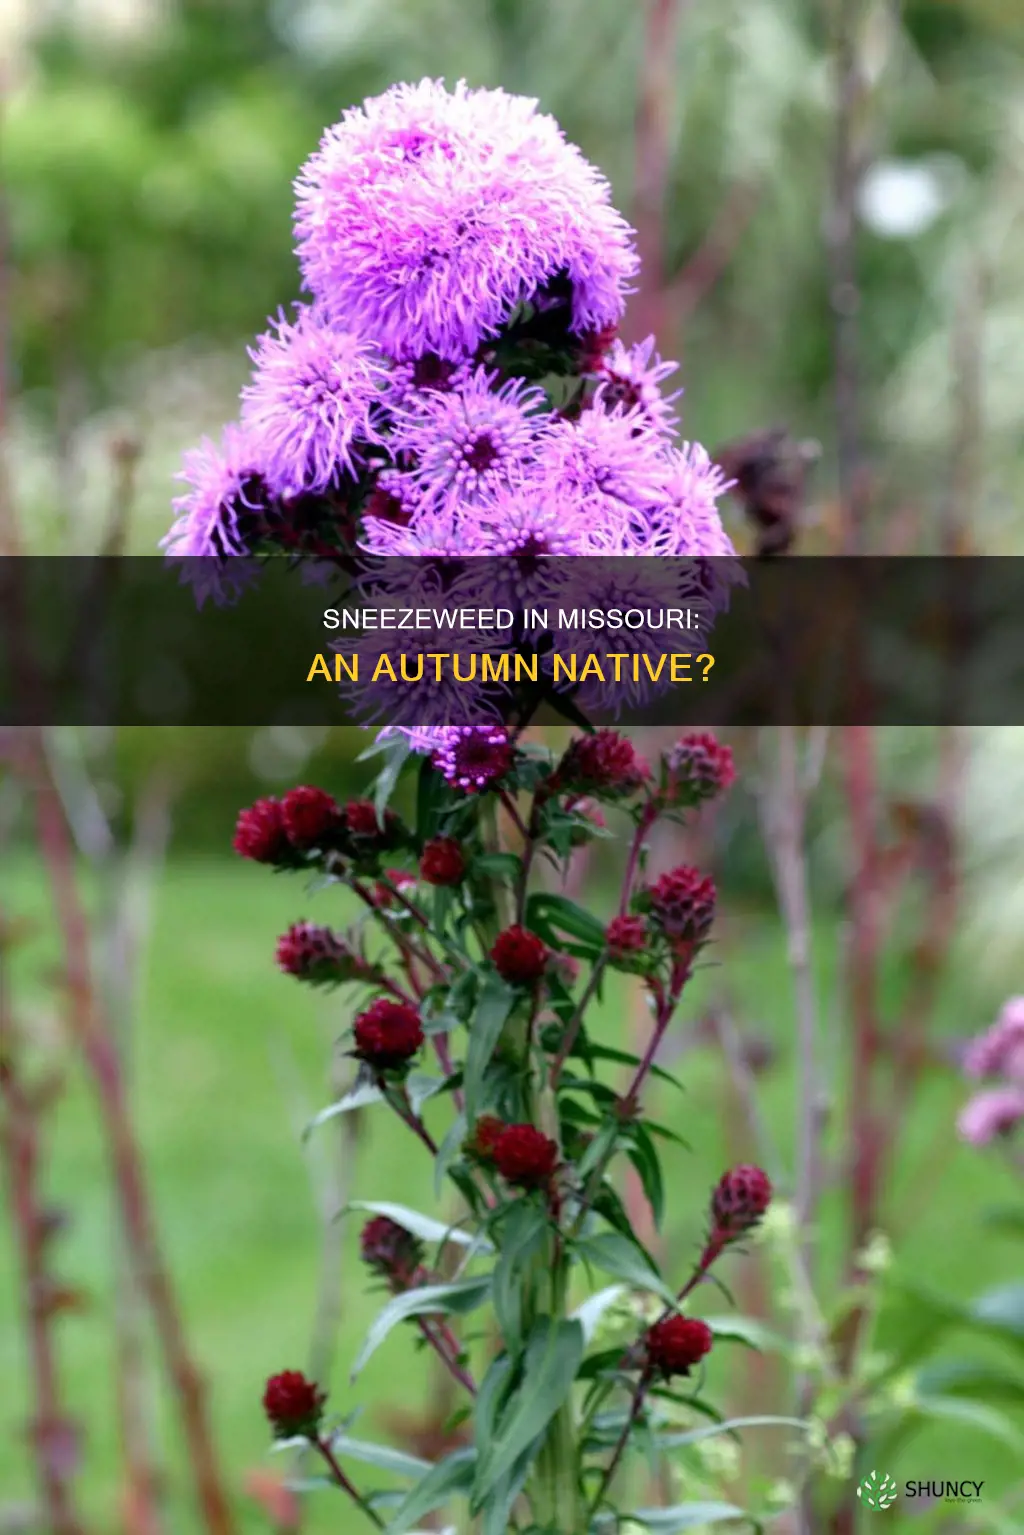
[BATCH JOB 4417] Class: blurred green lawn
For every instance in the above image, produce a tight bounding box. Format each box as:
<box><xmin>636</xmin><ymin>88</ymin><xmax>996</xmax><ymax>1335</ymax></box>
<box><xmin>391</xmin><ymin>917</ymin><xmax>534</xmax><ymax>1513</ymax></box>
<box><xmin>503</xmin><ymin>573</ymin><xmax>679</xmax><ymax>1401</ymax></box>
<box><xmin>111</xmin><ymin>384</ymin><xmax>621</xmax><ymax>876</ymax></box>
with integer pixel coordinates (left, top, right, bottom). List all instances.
<box><xmin>2</xmin><ymin>855</ymin><xmax>1022</xmax><ymax>1531</ymax></box>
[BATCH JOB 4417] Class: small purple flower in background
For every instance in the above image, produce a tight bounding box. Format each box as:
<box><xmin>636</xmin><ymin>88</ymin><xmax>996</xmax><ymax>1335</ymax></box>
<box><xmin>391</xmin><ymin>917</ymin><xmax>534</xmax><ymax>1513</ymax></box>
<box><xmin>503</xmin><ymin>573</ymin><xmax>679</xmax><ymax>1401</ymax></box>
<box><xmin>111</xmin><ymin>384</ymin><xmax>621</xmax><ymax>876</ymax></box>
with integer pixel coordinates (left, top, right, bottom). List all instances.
<box><xmin>241</xmin><ymin>306</ymin><xmax>386</xmax><ymax>497</ymax></box>
<box><xmin>958</xmin><ymin>1087</ymin><xmax>1024</xmax><ymax>1146</ymax></box>
<box><xmin>963</xmin><ymin>996</ymin><xmax>1024</xmax><ymax>1083</ymax></box>
<box><xmin>293</xmin><ymin>78</ymin><xmax>638</xmax><ymax>359</ymax></box>
<box><xmin>388</xmin><ymin>366</ymin><xmax>549</xmax><ymax>513</ymax></box>
<box><xmin>431</xmin><ymin>725</ymin><xmax>515</xmax><ymax>792</ymax></box>
<box><xmin>958</xmin><ymin>998</ymin><xmax>1024</xmax><ymax>1153</ymax></box>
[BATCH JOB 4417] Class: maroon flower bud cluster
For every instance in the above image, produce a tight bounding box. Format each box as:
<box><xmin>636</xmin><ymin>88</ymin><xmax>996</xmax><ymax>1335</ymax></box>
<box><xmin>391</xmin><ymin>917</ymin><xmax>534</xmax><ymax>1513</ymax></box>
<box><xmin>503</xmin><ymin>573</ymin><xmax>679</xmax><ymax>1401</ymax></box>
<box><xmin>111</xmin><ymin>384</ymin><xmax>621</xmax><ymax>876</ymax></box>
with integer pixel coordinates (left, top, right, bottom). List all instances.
<box><xmin>419</xmin><ymin>837</ymin><xmax>466</xmax><ymax>887</ymax></box>
<box><xmin>490</xmin><ymin>925</ymin><xmax>548</xmax><ymax>987</ymax></box>
<box><xmin>663</xmin><ymin>732</ymin><xmax>735</xmax><ymax>807</ymax></box>
<box><xmin>233</xmin><ymin>797</ymin><xmax>291</xmax><ymax>864</ymax></box>
<box><xmin>711</xmin><ymin>1164</ymin><xmax>773</xmax><ymax>1237</ymax></box>
<box><xmin>605</xmin><ymin>914</ymin><xmax>648</xmax><ymax>964</ymax></box>
<box><xmin>343</xmin><ymin>799</ymin><xmax>384</xmax><ymax>837</ymax></box>
<box><xmin>262</xmin><ymin>1370</ymin><xmax>326</xmax><ymax>1440</ymax></box>
<box><xmin>465</xmin><ymin>1115</ymin><xmax>506</xmax><ymax>1162</ymax></box>
<box><xmin>644</xmin><ymin>1316</ymin><xmax>713</xmax><ymax>1379</ymax></box>
<box><xmin>275</xmin><ymin>922</ymin><xmax>351</xmax><ymax>983</ymax></box>
<box><xmin>549</xmin><ymin>729</ymin><xmax>651</xmax><ymax>799</ymax></box>
<box><xmin>281</xmin><ymin>785</ymin><xmax>341</xmax><ymax>846</ymax></box>
<box><xmin>360</xmin><ymin>1215</ymin><xmax>426</xmax><ymax>1292</ymax></box>
<box><xmin>491</xmin><ymin>1124</ymin><xmax>559</xmax><ymax>1188</ymax></box>
<box><xmin>353</xmin><ymin>998</ymin><xmax>424</xmax><ymax>1071</ymax></box>
<box><xmin>644</xmin><ymin>865</ymin><xmax>716</xmax><ymax>944</ymax></box>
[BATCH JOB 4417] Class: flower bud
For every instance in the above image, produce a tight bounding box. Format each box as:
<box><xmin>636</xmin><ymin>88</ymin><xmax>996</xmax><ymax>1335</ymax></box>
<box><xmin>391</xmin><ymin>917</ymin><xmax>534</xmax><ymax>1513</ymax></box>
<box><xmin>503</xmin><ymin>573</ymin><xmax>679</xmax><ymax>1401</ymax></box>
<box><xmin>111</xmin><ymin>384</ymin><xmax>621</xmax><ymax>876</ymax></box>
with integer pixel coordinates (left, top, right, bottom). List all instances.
<box><xmin>644</xmin><ymin>1316</ymin><xmax>713</xmax><ymax>1379</ymax></box>
<box><xmin>663</xmin><ymin>732</ymin><xmax>735</xmax><ymax>807</ymax></box>
<box><xmin>419</xmin><ymin>837</ymin><xmax>466</xmax><ymax>886</ymax></box>
<box><xmin>711</xmin><ymin>1164</ymin><xmax>773</xmax><ymax>1237</ymax></box>
<box><xmin>353</xmin><ymin>998</ymin><xmax>424</xmax><ymax>1071</ymax></box>
<box><xmin>490</xmin><ymin>925</ymin><xmax>548</xmax><ymax>987</ymax></box>
<box><xmin>275</xmin><ymin>922</ymin><xmax>351</xmax><ymax>984</ymax></box>
<box><xmin>643</xmin><ymin>865</ymin><xmax>716</xmax><ymax>944</ymax></box>
<box><xmin>233</xmin><ymin>798</ymin><xmax>290</xmax><ymax>864</ymax></box>
<box><xmin>550</xmin><ymin>729</ymin><xmax>650</xmax><ymax>799</ymax></box>
<box><xmin>491</xmin><ymin>1124</ymin><xmax>559</xmax><ymax>1188</ymax></box>
<box><xmin>360</xmin><ymin>1215</ymin><xmax>425</xmax><ymax>1291</ymax></box>
<box><xmin>262</xmin><ymin>1370</ymin><xmax>326</xmax><ymax>1440</ymax></box>
<box><xmin>281</xmin><ymin>785</ymin><xmax>341</xmax><ymax>848</ymax></box>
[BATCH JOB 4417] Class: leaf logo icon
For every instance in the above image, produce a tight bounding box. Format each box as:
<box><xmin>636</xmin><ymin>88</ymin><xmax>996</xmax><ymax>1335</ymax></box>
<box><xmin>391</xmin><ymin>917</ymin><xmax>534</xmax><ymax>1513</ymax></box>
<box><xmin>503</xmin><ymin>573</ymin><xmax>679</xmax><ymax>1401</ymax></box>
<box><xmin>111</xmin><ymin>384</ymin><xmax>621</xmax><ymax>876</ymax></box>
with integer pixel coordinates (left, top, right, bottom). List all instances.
<box><xmin>857</xmin><ymin>1470</ymin><xmax>899</xmax><ymax>1510</ymax></box>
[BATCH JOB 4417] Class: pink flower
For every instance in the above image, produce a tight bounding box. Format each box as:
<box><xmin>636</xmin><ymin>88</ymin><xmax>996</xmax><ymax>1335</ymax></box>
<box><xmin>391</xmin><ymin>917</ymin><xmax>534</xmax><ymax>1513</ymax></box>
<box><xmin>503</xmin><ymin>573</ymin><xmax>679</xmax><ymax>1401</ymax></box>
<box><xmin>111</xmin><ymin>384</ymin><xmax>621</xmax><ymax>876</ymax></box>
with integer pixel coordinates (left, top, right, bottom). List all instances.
<box><xmin>957</xmin><ymin>1087</ymin><xmax>1024</xmax><ymax>1146</ymax></box>
<box><xmin>963</xmin><ymin>997</ymin><xmax>1024</xmax><ymax>1083</ymax></box>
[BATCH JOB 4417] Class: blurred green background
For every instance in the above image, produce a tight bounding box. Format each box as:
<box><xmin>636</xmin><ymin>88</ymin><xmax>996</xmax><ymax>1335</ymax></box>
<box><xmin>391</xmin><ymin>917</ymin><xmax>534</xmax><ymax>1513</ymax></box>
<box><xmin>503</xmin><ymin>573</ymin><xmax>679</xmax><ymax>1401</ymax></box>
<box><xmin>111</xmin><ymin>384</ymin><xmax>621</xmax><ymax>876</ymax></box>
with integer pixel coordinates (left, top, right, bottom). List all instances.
<box><xmin>4</xmin><ymin>0</ymin><xmax>1024</xmax><ymax>1530</ymax></box>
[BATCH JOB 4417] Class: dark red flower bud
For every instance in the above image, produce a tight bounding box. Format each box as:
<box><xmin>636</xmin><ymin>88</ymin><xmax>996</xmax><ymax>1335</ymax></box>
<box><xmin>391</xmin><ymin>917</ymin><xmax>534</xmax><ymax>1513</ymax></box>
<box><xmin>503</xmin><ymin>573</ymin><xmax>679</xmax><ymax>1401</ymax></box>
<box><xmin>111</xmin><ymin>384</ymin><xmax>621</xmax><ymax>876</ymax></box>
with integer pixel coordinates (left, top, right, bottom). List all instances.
<box><xmin>360</xmin><ymin>1216</ymin><xmax>425</xmax><ymax>1291</ymax></box>
<box><xmin>551</xmin><ymin>730</ymin><xmax>651</xmax><ymax>799</ymax></box>
<box><xmin>233</xmin><ymin>798</ymin><xmax>289</xmax><ymax>864</ymax></box>
<box><xmin>353</xmin><ymin>998</ymin><xmax>423</xmax><ymax>1071</ymax></box>
<box><xmin>262</xmin><ymin>1370</ymin><xmax>326</xmax><ymax>1440</ymax></box>
<box><xmin>645</xmin><ymin>865</ymin><xmax>716</xmax><ymax>944</ymax></box>
<box><xmin>275</xmin><ymin>922</ymin><xmax>355</xmax><ymax>985</ymax></box>
<box><xmin>343</xmin><ymin>800</ymin><xmax>385</xmax><ymax>837</ymax></box>
<box><xmin>490</xmin><ymin>925</ymin><xmax>548</xmax><ymax>987</ymax></box>
<box><xmin>644</xmin><ymin>1316</ymin><xmax>713</xmax><ymax>1379</ymax></box>
<box><xmin>605</xmin><ymin>915</ymin><xmax>648</xmax><ymax>962</ymax></box>
<box><xmin>465</xmin><ymin>1115</ymin><xmax>506</xmax><ymax>1162</ymax></box>
<box><xmin>664</xmin><ymin>733</ymin><xmax>735</xmax><ymax>807</ymax></box>
<box><xmin>280</xmin><ymin>786</ymin><xmax>341</xmax><ymax>848</ymax></box>
<box><xmin>492</xmin><ymin>1124</ymin><xmax>559</xmax><ymax>1188</ymax></box>
<box><xmin>419</xmin><ymin>837</ymin><xmax>466</xmax><ymax>887</ymax></box>
<box><xmin>711</xmin><ymin>1164</ymin><xmax>773</xmax><ymax>1237</ymax></box>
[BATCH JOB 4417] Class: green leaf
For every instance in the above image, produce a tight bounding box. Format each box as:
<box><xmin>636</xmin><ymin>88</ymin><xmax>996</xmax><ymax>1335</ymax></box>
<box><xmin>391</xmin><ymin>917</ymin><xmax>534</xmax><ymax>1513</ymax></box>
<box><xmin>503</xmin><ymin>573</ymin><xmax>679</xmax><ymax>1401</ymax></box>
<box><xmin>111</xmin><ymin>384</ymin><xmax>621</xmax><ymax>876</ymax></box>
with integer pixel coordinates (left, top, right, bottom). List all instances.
<box><xmin>326</xmin><ymin>1434</ymin><xmax>432</xmax><ymax>1479</ymax></box>
<box><xmin>347</xmin><ymin>1202</ymin><xmax>491</xmax><ymax>1254</ymax></box>
<box><xmin>909</xmin><ymin>1393</ymin><xmax>1024</xmax><ymax>1451</ymax></box>
<box><xmin>464</xmin><ymin>972</ymin><xmax>516</xmax><ymax>1123</ymax></box>
<box><xmin>474</xmin><ymin>1354</ymin><xmax>515</xmax><ymax>1473</ymax></box>
<box><xmin>915</xmin><ymin>1358</ymin><xmax>1024</xmax><ymax>1404</ymax></box>
<box><xmin>982</xmin><ymin>1204</ymin><xmax>1024</xmax><ymax>1236</ymax></box>
<box><xmin>472</xmin><ymin>852</ymin><xmax>522</xmax><ymax>880</ymax></box>
<box><xmin>351</xmin><ymin>1277</ymin><xmax>491</xmax><ymax>1380</ymax></box>
<box><xmin>621</xmin><ymin>1500</ymin><xmax>750</xmax><ymax>1531</ymax></box>
<box><xmin>969</xmin><ymin>1280</ymin><xmax>1024</xmax><ymax>1346</ymax></box>
<box><xmin>575</xmin><ymin>1232</ymin><xmax>677</xmax><ymax>1309</ymax></box>
<box><xmin>624</xmin><ymin>1122</ymin><xmax>666</xmax><ymax>1228</ymax></box>
<box><xmin>434</xmin><ymin>1112</ymin><xmax>468</xmax><ymax>1199</ymax></box>
<box><xmin>705</xmin><ymin>1317</ymin><xmax>786</xmax><ymax>1352</ymax></box>
<box><xmin>472</xmin><ymin>1318</ymin><xmax>584</xmax><ymax>1507</ymax></box>
<box><xmin>304</xmin><ymin>1081</ymin><xmax>382</xmax><ymax>1138</ymax></box>
<box><xmin>526</xmin><ymin>892</ymin><xmax>608</xmax><ymax>954</ymax></box>
<box><xmin>572</xmin><ymin>1284</ymin><xmax>627</xmax><ymax>1343</ymax></box>
<box><xmin>586</xmin><ymin>1042</ymin><xmax>688</xmax><ymax>1095</ymax></box>
<box><xmin>653</xmin><ymin>1415</ymin><xmax>810</xmax><ymax>1452</ymax></box>
<box><xmin>385</xmin><ymin>1448</ymin><xmax>476</xmax><ymax>1535</ymax></box>
<box><xmin>406</xmin><ymin>1073</ymin><xmax>447</xmax><ymax>1116</ymax></box>
<box><xmin>492</xmin><ymin>1202</ymin><xmax>550</xmax><ymax>1357</ymax></box>
<box><xmin>373</xmin><ymin>737</ymin><xmax>413</xmax><ymax>817</ymax></box>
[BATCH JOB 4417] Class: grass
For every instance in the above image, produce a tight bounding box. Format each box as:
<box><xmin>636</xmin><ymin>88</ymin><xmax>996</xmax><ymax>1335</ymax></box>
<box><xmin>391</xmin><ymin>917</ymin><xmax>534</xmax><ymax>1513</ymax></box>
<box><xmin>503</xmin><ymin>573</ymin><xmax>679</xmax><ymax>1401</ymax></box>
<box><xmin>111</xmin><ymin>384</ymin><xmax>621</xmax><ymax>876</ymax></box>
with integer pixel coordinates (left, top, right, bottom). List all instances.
<box><xmin>1</xmin><ymin>852</ymin><xmax>1022</xmax><ymax>1532</ymax></box>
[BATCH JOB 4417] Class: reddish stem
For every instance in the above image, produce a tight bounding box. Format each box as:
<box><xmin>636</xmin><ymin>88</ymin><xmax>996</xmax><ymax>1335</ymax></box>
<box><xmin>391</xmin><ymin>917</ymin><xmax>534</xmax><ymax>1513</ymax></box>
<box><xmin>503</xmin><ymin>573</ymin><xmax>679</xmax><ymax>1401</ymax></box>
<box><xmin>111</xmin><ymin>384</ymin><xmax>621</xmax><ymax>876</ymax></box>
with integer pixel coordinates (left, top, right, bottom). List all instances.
<box><xmin>0</xmin><ymin>1002</ymin><xmax>86</xmax><ymax>1535</ymax></box>
<box><xmin>31</xmin><ymin>756</ymin><xmax>236</xmax><ymax>1535</ymax></box>
<box><xmin>416</xmin><ymin>1318</ymin><xmax>476</xmax><ymax>1396</ymax></box>
<box><xmin>313</xmin><ymin>1437</ymin><xmax>384</xmax><ymax>1528</ymax></box>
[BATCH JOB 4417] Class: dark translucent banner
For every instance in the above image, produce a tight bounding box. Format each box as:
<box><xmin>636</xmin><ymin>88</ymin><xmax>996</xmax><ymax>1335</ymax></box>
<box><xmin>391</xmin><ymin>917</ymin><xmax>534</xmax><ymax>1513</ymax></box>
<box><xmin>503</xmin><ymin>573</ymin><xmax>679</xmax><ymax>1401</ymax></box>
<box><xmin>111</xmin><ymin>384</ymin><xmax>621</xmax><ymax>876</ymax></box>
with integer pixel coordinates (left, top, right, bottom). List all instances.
<box><xmin>0</xmin><ymin>556</ymin><xmax>1019</xmax><ymax>726</ymax></box>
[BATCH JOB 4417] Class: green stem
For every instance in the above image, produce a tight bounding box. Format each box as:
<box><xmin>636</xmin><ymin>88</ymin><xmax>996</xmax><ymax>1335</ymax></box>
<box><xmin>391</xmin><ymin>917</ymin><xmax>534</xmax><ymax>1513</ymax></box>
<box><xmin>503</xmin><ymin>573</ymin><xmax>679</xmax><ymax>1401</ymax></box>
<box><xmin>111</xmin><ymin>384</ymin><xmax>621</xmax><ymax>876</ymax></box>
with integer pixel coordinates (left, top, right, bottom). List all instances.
<box><xmin>529</xmin><ymin>1261</ymin><xmax>583</xmax><ymax>1534</ymax></box>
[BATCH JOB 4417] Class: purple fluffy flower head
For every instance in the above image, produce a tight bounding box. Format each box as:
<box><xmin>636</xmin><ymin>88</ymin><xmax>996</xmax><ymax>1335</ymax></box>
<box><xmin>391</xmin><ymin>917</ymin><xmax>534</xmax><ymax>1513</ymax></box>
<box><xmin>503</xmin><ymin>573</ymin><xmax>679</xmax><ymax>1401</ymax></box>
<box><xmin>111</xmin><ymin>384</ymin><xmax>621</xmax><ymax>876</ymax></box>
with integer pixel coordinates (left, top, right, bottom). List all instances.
<box><xmin>432</xmin><ymin>725</ymin><xmax>515</xmax><ymax>792</ymax></box>
<box><xmin>241</xmin><ymin>306</ymin><xmax>386</xmax><ymax>497</ymax></box>
<box><xmin>293</xmin><ymin>78</ymin><xmax>638</xmax><ymax>360</ymax></box>
<box><xmin>163</xmin><ymin>422</ymin><xmax>267</xmax><ymax>559</ymax></box>
<box><xmin>389</xmin><ymin>366</ymin><xmax>550</xmax><ymax>513</ymax></box>
<box><xmin>592</xmin><ymin>336</ymin><xmax>682</xmax><ymax>437</ymax></box>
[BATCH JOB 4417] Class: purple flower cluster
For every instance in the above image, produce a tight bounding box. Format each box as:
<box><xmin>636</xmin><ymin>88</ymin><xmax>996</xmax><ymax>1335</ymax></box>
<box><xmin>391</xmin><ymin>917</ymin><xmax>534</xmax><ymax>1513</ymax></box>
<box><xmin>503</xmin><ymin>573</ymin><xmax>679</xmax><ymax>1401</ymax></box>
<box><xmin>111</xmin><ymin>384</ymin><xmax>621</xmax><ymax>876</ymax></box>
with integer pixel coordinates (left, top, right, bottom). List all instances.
<box><xmin>958</xmin><ymin>997</ymin><xmax>1024</xmax><ymax>1146</ymax></box>
<box><xmin>165</xmin><ymin>78</ymin><xmax>732</xmax><ymax>565</ymax></box>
